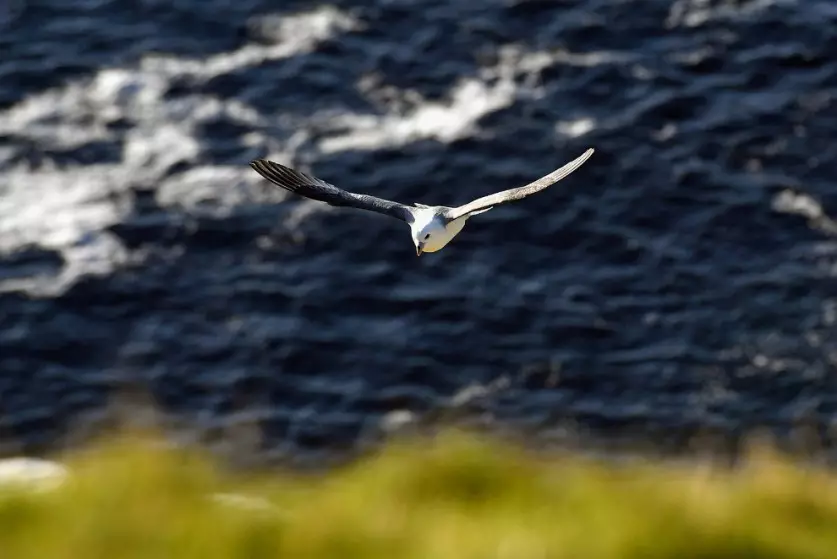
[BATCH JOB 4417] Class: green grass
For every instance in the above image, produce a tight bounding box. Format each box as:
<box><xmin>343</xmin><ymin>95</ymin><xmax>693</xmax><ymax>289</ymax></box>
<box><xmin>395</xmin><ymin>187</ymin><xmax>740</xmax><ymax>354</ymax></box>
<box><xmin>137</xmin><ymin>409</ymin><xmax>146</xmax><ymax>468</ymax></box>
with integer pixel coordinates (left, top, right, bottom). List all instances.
<box><xmin>2</xmin><ymin>429</ymin><xmax>837</xmax><ymax>558</ymax></box>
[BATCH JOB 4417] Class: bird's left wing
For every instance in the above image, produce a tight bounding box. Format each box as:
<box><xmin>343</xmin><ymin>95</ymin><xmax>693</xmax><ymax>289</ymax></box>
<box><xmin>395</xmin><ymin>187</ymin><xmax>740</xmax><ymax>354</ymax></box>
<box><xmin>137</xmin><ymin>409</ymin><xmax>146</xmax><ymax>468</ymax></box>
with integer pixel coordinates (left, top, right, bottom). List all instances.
<box><xmin>250</xmin><ymin>159</ymin><xmax>415</xmax><ymax>223</ymax></box>
<box><xmin>444</xmin><ymin>148</ymin><xmax>594</xmax><ymax>220</ymax></box>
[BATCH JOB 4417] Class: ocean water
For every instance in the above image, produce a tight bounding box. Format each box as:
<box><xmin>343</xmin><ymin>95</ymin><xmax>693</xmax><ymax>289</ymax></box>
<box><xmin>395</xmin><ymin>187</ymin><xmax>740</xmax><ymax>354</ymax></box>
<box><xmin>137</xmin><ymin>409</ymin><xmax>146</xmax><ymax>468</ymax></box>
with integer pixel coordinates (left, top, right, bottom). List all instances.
<box><xmin>1</xmin><ymin>0</ymin><xmax>836</xmax><ymax>463</ymax></box>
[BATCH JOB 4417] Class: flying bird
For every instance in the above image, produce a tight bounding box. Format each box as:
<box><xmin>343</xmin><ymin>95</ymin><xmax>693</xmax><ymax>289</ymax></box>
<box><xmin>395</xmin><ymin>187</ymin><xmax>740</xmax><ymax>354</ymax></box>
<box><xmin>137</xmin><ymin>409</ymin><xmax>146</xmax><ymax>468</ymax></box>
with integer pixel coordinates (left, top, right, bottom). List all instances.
<box><xmin>249</xmin><ymin>147</ymin><xmax>594</xmax><ymax>255</ymax></box>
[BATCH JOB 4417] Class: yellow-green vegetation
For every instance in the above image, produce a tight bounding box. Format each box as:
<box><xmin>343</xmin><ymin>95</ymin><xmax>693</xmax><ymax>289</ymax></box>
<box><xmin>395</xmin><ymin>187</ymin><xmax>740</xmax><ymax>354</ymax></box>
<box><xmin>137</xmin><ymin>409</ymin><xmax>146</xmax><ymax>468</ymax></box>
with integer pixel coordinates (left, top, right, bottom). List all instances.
<box><xmin>2</xmin><ymin>429</ymin><xmax>837</xmax><ymax>558</ymax></box>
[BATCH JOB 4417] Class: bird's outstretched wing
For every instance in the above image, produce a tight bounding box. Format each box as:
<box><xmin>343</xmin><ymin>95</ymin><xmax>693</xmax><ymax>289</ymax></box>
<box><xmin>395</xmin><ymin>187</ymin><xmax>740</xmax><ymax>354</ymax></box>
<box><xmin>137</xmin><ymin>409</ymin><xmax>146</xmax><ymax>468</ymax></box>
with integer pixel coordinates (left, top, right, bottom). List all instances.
<box><xmin>444</xmin><ymin>148</ymin><xmax>595</xmax><ymax>220</ymax></box>
<box><xmin>250</xmin><ymin>159</ymin><xmax>415</xmax><ymax>223</ymax></box>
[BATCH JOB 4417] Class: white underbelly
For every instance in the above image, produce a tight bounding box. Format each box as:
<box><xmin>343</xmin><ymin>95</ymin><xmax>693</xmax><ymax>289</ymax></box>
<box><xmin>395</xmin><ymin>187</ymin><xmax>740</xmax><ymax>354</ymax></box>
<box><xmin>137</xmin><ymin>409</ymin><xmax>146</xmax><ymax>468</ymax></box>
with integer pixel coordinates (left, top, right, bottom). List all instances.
<box><xmin>423</xmin><ymin>216</ymin><xmax>469</xmax><ymax>252</ymax></box>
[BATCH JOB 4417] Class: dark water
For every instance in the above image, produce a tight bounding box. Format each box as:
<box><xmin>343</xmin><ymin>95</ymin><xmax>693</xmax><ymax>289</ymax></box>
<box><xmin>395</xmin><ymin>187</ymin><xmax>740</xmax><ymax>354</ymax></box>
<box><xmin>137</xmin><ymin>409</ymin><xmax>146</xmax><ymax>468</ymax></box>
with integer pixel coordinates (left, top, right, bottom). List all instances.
<box><xmin>1</xmin><ymin>0</ymin><xmax>837</xmax><ymax>463</ymax></box>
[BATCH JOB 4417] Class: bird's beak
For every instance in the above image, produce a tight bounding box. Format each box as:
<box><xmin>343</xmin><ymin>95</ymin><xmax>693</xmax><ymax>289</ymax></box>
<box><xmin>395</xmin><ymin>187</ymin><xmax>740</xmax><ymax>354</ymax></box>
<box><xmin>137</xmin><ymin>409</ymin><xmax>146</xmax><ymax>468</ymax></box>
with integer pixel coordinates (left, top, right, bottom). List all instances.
<box><xmin>415</xmin><ymin>244</ymin><xmax>423</xmax><ymax>256</ymax></box>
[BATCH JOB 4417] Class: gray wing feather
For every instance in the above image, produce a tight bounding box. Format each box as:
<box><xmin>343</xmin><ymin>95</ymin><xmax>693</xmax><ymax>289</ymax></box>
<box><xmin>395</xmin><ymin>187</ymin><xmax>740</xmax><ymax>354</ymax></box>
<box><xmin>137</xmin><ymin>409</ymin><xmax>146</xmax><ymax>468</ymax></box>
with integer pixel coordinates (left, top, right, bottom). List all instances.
<box><xmin>250</xmin><ymin>159</ymin><xmax>415</xmax><ymax>223</ymax></box>
<box><xmin>444</xmin><ymin>148</ymin><xmax>595</xmax><ymax>220</ymax></box>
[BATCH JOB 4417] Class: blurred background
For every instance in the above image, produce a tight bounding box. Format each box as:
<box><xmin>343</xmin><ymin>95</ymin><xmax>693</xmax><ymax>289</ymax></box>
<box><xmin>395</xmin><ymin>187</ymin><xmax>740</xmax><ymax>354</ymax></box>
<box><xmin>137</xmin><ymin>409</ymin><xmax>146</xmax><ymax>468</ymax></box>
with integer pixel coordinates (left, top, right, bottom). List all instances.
<box><xmin>1</xmin><ymin>0</ymin><xmax>836</xmax><ymax>466</ymax></box>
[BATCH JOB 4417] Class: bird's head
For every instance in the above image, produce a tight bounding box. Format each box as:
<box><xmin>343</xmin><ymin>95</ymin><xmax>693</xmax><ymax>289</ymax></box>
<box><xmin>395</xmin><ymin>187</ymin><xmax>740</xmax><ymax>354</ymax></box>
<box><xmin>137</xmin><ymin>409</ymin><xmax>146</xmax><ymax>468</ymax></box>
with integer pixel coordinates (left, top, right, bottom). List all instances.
<box><xmin>410</xmin><ymin>211</ymin><xmax>448</xmax><ymax>256</ymax></box>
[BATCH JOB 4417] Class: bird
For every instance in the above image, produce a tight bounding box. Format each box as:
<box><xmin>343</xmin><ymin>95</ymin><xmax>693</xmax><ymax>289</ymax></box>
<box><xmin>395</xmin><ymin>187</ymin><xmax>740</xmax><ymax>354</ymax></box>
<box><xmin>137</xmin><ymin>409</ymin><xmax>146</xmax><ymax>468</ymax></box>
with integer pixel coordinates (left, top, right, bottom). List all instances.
<box><xmin>249</xmin><ymin>147</ymin><xmax>594</xmax><ymax>256</ymax></box>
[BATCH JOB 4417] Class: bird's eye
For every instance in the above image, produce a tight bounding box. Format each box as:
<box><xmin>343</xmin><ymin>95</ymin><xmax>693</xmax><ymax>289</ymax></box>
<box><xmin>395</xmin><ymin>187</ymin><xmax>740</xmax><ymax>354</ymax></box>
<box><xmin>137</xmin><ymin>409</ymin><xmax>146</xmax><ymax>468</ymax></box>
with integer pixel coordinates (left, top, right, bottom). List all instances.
<box><xmin>423</xmin><ymin>234</ymin><xmax>430</xmax><ymax>240</ymax></box>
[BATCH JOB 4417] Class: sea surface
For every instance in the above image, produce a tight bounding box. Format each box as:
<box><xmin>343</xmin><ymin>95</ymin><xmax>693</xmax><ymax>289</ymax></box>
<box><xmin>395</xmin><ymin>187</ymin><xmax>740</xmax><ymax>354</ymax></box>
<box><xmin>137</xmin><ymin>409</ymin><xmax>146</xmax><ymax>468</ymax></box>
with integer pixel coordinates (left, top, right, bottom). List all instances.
<box><xmin>1</xmin><ymin>0</ymin><xmax>837</xmax><ymax>464</ymax></box>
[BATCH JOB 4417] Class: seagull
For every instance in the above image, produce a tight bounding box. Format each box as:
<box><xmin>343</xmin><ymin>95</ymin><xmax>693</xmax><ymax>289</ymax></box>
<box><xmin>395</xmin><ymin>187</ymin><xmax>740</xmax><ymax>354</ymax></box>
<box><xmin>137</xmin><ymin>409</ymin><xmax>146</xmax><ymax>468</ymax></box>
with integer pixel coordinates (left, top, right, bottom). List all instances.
<box><xmin>249</xmin><ymin>147</ymin><xmax>594</xmax><ymax>255</ymax></box>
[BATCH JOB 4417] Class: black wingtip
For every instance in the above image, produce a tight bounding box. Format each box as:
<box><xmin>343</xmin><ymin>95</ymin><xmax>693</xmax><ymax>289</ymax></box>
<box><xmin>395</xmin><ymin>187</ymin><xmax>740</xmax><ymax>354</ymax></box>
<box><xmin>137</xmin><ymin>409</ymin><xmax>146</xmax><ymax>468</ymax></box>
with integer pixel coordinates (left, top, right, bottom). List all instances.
<box><xmin>249</xmin><ymin>159</ymin><xmax>270</xmax><ymax>175</ymax></box>
<box><xmin>250</xmin><ymin>158</ymin><xmax>290</xmax><ymax>188</ymax></box>
<box><xmin>249</xmin><ymin>158</ymin><xmax>326</xmax><ymax>197</ymax></box>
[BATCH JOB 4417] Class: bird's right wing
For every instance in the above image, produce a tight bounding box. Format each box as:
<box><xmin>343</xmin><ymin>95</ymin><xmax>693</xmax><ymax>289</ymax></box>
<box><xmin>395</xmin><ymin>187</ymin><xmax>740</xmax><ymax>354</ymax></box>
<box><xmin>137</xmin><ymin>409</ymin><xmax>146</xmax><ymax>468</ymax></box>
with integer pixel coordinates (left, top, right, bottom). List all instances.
<box><xmin>444</xmin><ymin>148</ymin><xmax>594</xmax><ymax>220</ymax></box>
<box><xmin>250</xmin><ymin>159</ymin><xmax>415</xmax><ymax>223</ymax></box>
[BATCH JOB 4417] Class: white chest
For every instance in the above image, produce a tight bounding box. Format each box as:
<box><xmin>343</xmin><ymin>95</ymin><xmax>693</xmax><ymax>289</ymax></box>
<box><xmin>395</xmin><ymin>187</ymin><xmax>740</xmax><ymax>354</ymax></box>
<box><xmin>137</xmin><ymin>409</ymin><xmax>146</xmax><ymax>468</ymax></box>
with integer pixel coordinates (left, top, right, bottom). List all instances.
<box><xmin>423</xmin><ymin>215</ymin><xmax>469</xmax><ymax>252</ymax></box>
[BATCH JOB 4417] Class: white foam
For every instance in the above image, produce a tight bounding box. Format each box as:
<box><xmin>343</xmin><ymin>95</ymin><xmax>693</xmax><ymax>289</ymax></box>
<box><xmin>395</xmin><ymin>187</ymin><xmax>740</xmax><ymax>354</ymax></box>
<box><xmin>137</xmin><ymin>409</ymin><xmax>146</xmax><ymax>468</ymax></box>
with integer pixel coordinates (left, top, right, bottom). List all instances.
<box><xmin>141</xmin><ymin>7</ymin><xmax>360</xmax><ymax>80</ymax></box>
<box><xmin>666</xmin><ymin>0</ymin><xmax>797</xmax><ymax>28</ymax></box>
<box><xmin>0</xmin><ymin>165</ymin><xmax>126</xmax><ymax>250</ymax></box>
<box><xmin>773</xmin><ymin>190</ymin><xmax>825</xmax><ymax>221</ymax></box>
<box><xmin>556</xmin><ymin>118</ymin><xmax>596</xmax><ymax>138</ymax></box>
<box><xmin>320</xmin><ymin>77</ymin><xmax>518</xmax><ymax>153</ymax></box>
<box><xmin>0</xmin><ymin>7</ymin><xmax>359</xmax><ymax>289</ymax></box>
<box><xmin>772</xmin><ymin>189</ymin><xmax>837</xmax><ymax>237</ymax></box>
<box><xmin>320</xmin><ymin>45</ymin><xmax>606</xmax><ymax>153</ymax></box>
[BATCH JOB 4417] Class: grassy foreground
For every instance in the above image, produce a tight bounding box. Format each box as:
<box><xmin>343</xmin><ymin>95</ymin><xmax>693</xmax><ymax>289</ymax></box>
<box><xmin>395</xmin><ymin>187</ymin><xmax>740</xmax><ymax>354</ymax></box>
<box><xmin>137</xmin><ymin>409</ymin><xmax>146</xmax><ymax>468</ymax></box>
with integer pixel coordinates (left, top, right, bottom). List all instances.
<box><xmin>1</xmin><ymin>430</ymin><xmax>837</xmax><ymax>558</ymax></box>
